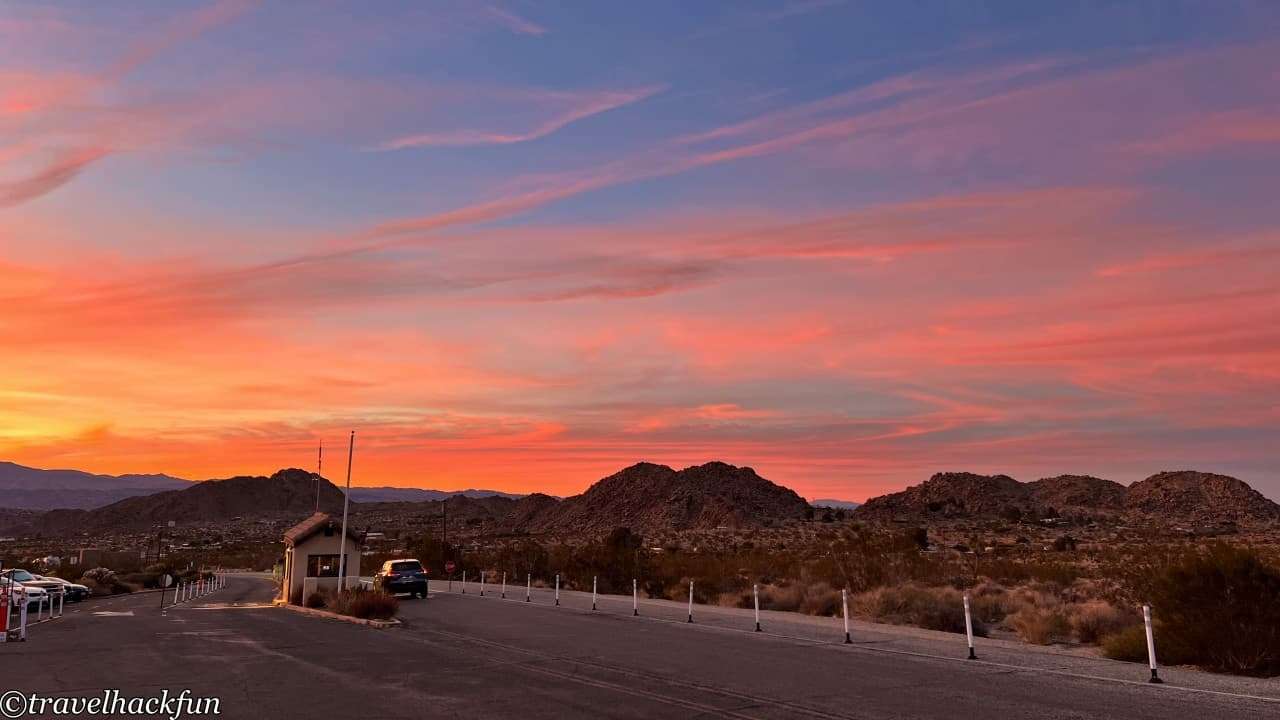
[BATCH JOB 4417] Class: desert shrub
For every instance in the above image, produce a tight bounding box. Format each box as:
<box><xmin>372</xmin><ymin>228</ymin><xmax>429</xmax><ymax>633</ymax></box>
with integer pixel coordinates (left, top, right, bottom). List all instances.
<box><xmin>1009</xmin><ymin>607</ymin><xmax>1071</xmax><ymax>645</ymax></box>
<box><xmin>1128</xmin><ymin>545</ymin><xmax>1280</xmax><ymax>676</ymax></box>
<box><xmin>756</xmin><ymin>583</ymin><xmax>802</xmax><ymax>612</ymax></box>
<box><xmin>799</xmin><ymin>582</ymin><xmax>843</xmax><ymax>616</ymax></box>
<box><xmin>967</xmin><ymin>582</ymin><xmax>1017</xmax><ymax>624</ymax></box>
<box><xmin>854</xmin><ymin>584</ymin><xmax>986</xmax><ymax>636</ymax></box>
<box><xmin>303</xmin><ymin>591</ymin><xmax>326</xmax><ymax>609</ymax></box>
<box><xmin>78</xmin><ymin>567</ymin><xmax>133</xmax><ymax>595</ymax></box>
<box><xmin>1101</xmin><ymin>625</ymin><xmax>1193</xmax><ymax>666</ymax></box>
<box><xmin>327</xmin><ymin>588</ymin><xmax>398</xmax><ymax>620</ymax></box>
<box><xmin>1069</xmin><ymin>600</ymin><xmax>1134</xmax><ymax>644</ymax></box>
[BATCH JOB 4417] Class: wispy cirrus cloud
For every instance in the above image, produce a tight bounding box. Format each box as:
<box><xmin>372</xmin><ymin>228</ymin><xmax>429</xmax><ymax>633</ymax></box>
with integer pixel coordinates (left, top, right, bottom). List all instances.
<box><xmin>0</xmin><ymin>147</ymin><xmax>109</xmax><ymax>208</ymax></box>
<box><xmin>377</xmin><ymin>85</ymin><xmax>664</xmax><ymax>150</ymax></box>
<box><xmin>484</xmin><ymin>5</ymin><xmax>547</xmax><ymax>36</ymax></box>
<box><xmin>0</xmin><ymin>0</ymin><xmax>255</xmax><ymax>209</ymax></box>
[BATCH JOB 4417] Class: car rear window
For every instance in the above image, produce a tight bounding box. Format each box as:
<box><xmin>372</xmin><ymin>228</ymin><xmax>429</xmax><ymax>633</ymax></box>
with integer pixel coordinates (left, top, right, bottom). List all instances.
<box><xmin>390</xmin><ymin>561</ymin><xmax>422</xmax><ymax>572</ymax></box>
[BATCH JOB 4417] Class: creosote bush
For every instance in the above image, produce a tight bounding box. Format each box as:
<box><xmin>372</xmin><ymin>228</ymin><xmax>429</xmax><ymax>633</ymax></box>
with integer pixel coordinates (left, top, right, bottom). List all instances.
<box><xmin>1106</xmin><ymin>545</ymin><xmax>1280</xmax><ymax>677</ymax></box>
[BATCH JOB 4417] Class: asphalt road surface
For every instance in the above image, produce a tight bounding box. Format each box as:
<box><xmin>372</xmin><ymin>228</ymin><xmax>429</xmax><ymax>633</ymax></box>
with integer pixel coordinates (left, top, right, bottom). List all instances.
<box><xmin>3</xmin><ymin>575</ymin><xmax>1277</xmax><ymax>719</ymax></box>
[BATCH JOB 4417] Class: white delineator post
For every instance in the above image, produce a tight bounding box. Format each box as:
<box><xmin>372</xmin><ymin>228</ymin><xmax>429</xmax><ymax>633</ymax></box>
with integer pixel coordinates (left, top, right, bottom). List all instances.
<box><xmin>1144</xmin><ymin>605</ymin><xmax>1162</xmax><ymax>684</ymax></box>
<box><xmin>592</xmin><ymin>576</ymin><xmax>598</xmax><ymax>611</ymax></box>
<box><xmin>501</xmin><ymin>572</ymin><xmax>507</xmax><ymax>599</ymax></box>
<box><xmin>842</xmin><ymin>588</ymin><xmax>851</xmax><ymax>644</ymax></box>
<box><xmin>480</xmin><ymin>571</ymin><xmax>485</xmax><ymax>597</ymax></box>
<box><xmin>753</xmin><ymin>584</ymin><xmax>761</xmax><ymax>632</ymax></box>
<box><xmin>555</xmin><ymin>574</ymin><xmax>560</xmax><ymax>606</ymax></box>
<box><xmin>526</xmin><ymin>573</ymin><xmax>531</xmax><ymax>603</ymax></box>
<box><xmin>632</xmin><ymin>579</ymin><xmax>638</xmax><ymax>616</ymax></box>
<box><xmin>687</xmin><ymin>581</ymin><xmax>694</xmax><ymax>623</ymax></box>
<box><xmin>462</xmin><ymin>570</ymin><xmax>466</xmax><ymax>594</ymax></box>
<box><xmin>963</xmin><ymin>594</ymin><xmax>976</xmax><ymax>659</ymax></box>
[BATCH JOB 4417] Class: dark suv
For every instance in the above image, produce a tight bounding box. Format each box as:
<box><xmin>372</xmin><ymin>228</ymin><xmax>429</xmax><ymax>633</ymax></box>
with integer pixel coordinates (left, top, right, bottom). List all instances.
<box><xmin>374</xmin><ymin>559</ymin><xmax>429</xmax><ymax>598</ymax></box>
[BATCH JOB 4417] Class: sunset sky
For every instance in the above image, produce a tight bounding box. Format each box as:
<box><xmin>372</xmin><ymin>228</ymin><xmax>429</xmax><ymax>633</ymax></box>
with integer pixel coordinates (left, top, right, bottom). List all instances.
<box><xmin>2</xmin><ymin>1</ymin><xmax>1278</xmax><ymax>501</ymax></box>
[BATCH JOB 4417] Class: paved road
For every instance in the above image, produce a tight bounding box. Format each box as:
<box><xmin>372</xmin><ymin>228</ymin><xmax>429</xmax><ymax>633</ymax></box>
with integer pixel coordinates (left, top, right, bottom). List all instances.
<box><xmin>3</xmin><ymin>575</ymin><xmax>1276</xmax><ymax>719</ymax></box>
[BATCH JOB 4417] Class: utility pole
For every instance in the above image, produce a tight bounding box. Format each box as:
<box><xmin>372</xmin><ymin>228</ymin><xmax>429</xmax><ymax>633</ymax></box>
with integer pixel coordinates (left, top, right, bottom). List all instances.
<box><xmin>336</xmin><ymin>431</ymin><xmax>354</xmax><ymax>591</ymax></box>
<box><xmin>314</xmin><ymin>441</ymin><xmax>323</xmax><ymax>514</ymax></box>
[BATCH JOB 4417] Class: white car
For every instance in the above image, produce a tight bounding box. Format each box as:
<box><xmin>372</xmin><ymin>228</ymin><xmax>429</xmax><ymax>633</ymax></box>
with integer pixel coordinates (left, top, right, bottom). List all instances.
<box><xmin>1</xmin><ymin>574</ymin><xmax>49</xmax><ymax>610</ymax></box>
<box><xmin>33</xmin><ymin>575</ymin><xmax>92</xmax><ymax>602</ymax></box>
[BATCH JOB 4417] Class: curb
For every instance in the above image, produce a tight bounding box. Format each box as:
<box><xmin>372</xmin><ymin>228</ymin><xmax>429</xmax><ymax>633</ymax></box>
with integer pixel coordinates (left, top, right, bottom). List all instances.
<box><xmin>275</xmin><ymin>600</ymin><xmax>401</xmax><ymax>629</ymax></box>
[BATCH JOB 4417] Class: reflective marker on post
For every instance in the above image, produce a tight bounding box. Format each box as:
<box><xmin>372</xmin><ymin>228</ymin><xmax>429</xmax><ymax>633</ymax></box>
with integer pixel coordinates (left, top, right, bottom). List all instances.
<box><xmin>501</xmin><ymin>571</ymin><xmax>506</xmax><ymax>599</ymax></box>
<box><xmin>687</xmin><ymin>581</ymin><xmax>694</xmax><ymax>623</ymax></box>
<box><xmin>592</xmin><ymin>576</ymin><xmax>598</xmax><ymax>611</ymax></box>
<box><xmin>632</xmin><ymin>579</ymin><xmax>638</xmax><ymax>616</ymax></box>
<box><xmin>963</xmin><ymin>593</ymin><xmax>976</xmax><ymax>659</ymax></box>
<box><xmin>555</xmin><ymin>574</ymin><xmax>560</xmax><ymax>606</ymax></box>
<box><xmin>1144</xmin><ymin>605</ymin><xmax>1162</xmax><ymax>684</ymax></box>
<box><xmin>753</xmin><ymin>584</ymin><xmax>761</xmax><ymax>632</ymax></box>
<box><xmin>842</xmin><ymin>588</ymin><xmax>851</xmax><ymax>644</ymax></box>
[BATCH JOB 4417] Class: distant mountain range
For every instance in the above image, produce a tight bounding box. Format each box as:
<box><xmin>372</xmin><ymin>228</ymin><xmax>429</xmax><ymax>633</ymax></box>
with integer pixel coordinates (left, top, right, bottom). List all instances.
<box><xmin>0</xmin><ymin>461</ymin><xmax>190</xmax><ymax>510</ymax></box>
<box><xmin>348</xmin><ymin>486</ymin><xmax>525</xmax><ymax>503</ymax></box>
<box><xmin>0</xmin><ymin>461</ymin><xmax>524</xmax><ymax>511</ymax></box>
<box><xmin>811</xmin><ymin>498</ymin><xmax>861</xmax><ymax>510</ymax></box>
<box><xmin>854</xmin><ymin>470</ymin><xmax>1280</xmax><ymax>526</ymax></box>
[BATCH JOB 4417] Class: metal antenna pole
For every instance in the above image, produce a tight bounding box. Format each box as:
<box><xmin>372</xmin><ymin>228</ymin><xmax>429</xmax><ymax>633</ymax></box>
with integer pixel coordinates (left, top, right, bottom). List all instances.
<box><xmin>337</xmin><ymin>431</ymin><xmax>354</xmax><ymax>591</ymax></box>
<box><xmin>315</xmin><ymin>441</ymin><xmax>323</xmax><ymax>513</ymax></box>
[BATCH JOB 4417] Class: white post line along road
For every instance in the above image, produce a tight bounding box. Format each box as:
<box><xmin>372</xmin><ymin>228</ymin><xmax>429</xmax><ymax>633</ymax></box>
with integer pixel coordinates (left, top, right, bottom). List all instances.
<box><xmin>8</xmin><ymin>574</ymin><xmax>1279</xmax><ymax>720</ymax></box>
<box><xmin>435</xmin><ymin>574</ymin><xmax>1280</xmax><ymax>706</ymax></box>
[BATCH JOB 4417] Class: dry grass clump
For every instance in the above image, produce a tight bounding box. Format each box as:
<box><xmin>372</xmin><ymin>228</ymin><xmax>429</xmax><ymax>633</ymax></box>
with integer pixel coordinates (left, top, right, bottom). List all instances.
<box><xmin>1008</xmin><ymin>606</ymin><xmax>1071</xmax><ymax>645</ymax></box>
<box><xmin>1068</xmin><ymin>600</ymin><xmax>1134</xmax><ymax>644</ymax></box>
<box><xmin>853</xmin><ymin>583</ymin><xmax>986</xmax><ymax>636</ymax></box>
<box><xmin>724</xmin><ymin>581</ymin><xmax>843</xmax><ymax>616</ymax></box>
<box><xmin>326</xmin><ymin>587</ymin><xmax>399</xmax><ymax>620</ymax></box>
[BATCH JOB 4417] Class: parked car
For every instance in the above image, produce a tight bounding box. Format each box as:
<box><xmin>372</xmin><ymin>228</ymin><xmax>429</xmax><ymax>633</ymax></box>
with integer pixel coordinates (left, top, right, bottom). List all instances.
<box><xmin>33</xmin><ymin>575</ymin><xmax>92</xmax><ymax>602</ymax></box>
<box><xmin>1</xmin><ymin>573</ymin><xmax>49</xmax><ymax>610</ymax></box>
<box><xmin>373</xmin><ymin>559</ymin><xmax>429</xmax><ymax>598</ymax></box>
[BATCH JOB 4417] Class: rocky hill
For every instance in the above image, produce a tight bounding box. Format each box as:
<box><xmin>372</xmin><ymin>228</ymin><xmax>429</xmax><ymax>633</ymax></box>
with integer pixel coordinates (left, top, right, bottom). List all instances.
<box><xmin>1124</xmin><ymin>471</ymin><xmax>1280</xmax><ymax>524</ymax></box>
<box><xmin>855</xmin><ymin>470</ymin><xmax>1279</xmax><ymax>526</ymax></box>
<box><xmin>854</xmin><ymin>472</ymin><xmax>1032</xmax><ymax>520</ymax></box>
<box><xmin>1026</xmin><ymin>475</ymin><xmax>1127</xmax><ymax>516</ymax></box>
<box><xmin>505</xmin><ymin>461</ymin><xmax>811</xmax><ymax>537</ymax></box>
<box><xmin>36</xmin><ymin>468</ymin><xmax>345</xmax><ymax>535</ymax></box>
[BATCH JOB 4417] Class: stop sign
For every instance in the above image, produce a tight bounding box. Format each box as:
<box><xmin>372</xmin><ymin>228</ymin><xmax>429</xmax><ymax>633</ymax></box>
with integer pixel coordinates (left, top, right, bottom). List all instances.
<box><xmin>445</xmin><ymin>561</ymin><xmax>456</xmax><ymax>574</ymax></box>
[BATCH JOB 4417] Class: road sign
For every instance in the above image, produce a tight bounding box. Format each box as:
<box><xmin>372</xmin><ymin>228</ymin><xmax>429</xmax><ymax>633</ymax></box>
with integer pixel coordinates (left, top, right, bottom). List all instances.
<box><xmin>161</xmin><ymin>574</ymin><xmax>174</xmax><ymax>588</ymax></box>
<box><xmin>445</xmin><ymin>561</ymin><xmax>456</xmax><ymax>574</ymax></box>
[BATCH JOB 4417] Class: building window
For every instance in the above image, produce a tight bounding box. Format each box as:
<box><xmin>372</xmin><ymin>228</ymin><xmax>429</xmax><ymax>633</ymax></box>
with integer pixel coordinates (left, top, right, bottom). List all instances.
<box><xmin>307</xmin><ymin>554</ymin><xmax>340</xmax><ymax>577</ymax></box>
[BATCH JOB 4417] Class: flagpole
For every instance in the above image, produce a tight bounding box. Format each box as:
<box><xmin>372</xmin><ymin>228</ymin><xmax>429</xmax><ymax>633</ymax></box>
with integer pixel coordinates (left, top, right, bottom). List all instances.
<box><xmin>314</xmin><ymin>441</ymin><xmax>323</xmax><ymax>514</ymax></box>
<box><xmin>337</xmin><ymin>431</ymin><xmax>354</xmax><ymax>591</ymax></box>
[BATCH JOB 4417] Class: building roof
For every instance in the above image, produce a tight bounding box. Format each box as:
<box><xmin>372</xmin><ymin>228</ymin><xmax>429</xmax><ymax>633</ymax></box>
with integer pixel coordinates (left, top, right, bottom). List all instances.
<box><xmin>282</xmin><ymin>512</ymin><xmax>362</xmax><ymax>547</ymax></box>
